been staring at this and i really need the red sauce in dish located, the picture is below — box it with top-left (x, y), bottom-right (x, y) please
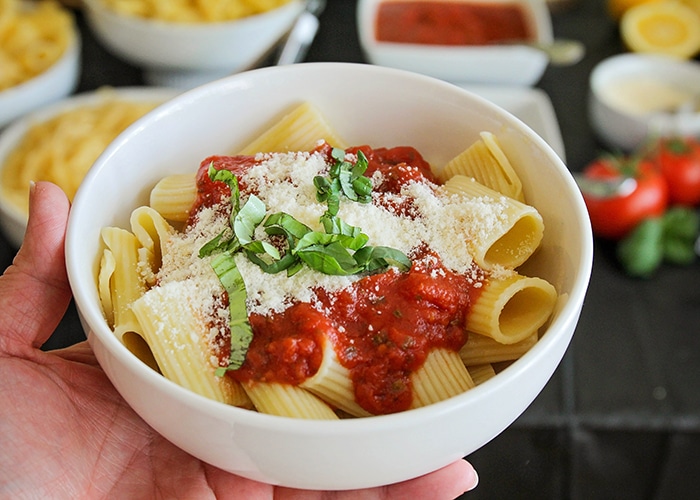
top-left (193, 144), bottom-right (484, 415)
top-left (375, 1), bottom-right (533, 46)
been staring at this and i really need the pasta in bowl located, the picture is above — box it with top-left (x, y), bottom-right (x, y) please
top-left (0, 0), bottom-right (80, 128)
top-left (0, 86), bottom-right (179, 247)
top-left (66, 63), bottom-right (593, 490)
top-left (82, 0), bottom-right (305, 88)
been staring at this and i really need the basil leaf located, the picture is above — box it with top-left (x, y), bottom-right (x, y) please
top-left (243, 240), bottom-right (280, 261)
top-left (210, 252), bottom-right (253, 373)
top-left (354, 245), bottom-right (412, 272)
top-left (331, 147), bottom-right (346, 164)
top-left (298, 242), bottom-right (362, 275)
top-left (246, 250), bottom-right (298, 274)
top-left (617, 218), bottom-right (664, 278)
top-left (199, 231), bottom-right (228, 258)
top-left (234, 194), bottom-right (266, 245)
top-left (208, 164), bottom-right (241, 213)
top-left (314, 176), bottom-right (333, 202)
top-left (264, 212), bottom-right (312, 241)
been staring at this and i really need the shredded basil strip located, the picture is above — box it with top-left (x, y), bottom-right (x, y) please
top-left (211, 252), bottom-right (253, 375)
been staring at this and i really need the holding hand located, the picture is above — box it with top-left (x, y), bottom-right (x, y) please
top-left (0, 181), bottom-right (478, 499)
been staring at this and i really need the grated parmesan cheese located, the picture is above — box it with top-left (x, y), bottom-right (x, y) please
top-left (154, 150), bottom-right (508, 323)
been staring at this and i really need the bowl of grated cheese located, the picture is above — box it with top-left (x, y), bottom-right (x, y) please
top-left (66, 62), bottom-right (593, 490)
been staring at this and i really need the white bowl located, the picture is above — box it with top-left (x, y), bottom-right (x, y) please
top-left (82, 0), bottom-right (305, 89)
top-left (589, 53), bottom-right (700, 151)
top-left (66, 63), bottom-right (592, 490)
top-left (0, 6), bottom-right (80, 129)
top-left (0, 87), bottom-right (179, 248)
top-left (357, 0), bottom-right (553, 85)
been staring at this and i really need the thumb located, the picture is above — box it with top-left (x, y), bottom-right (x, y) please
top-left (0, 181), bottom-right (72, 352)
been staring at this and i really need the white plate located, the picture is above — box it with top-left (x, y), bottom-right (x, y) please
top-left (460, 85), bottom-right (566, 161)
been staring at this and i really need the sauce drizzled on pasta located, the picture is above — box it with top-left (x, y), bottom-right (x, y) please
top-left (193, 144), bottom-right (485, 415)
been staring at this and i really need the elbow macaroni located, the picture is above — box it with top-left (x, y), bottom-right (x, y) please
top-left (0, 0), bottom-right (74, 91)
top-left (1, 91), bottom-right (159, 214)
top-left (99, 0), bottom-right (294, 22)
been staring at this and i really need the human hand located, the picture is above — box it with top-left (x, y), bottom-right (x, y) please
top-left (0, 181), bottom-right (478, 499)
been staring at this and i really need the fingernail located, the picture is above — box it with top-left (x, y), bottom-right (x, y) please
top-left (29, 180), bottom-right (37, 197)
top-left (466, 466), bottom-right (479, 492)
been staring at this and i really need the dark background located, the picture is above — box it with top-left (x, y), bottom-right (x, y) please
top-left (1, 1), bottom-right (699, 498)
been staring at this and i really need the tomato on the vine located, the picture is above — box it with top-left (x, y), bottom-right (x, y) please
top-left (649, 137), bottom-right (700, 206)
top-left (580, 156), bottom-right (669, 240)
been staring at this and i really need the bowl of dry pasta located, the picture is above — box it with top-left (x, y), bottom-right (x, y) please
top-left (82, 0), bottom-right (306, 89)
top-left (0, 0), bottom-right (80, 129)
top-left (0, 86), bottom-right (179, 247)
top-left (66, 63), bottom-right (593, 490)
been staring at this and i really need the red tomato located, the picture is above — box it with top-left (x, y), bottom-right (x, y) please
top-left (581, 156), bottom-right (669, 240)
top-left (651, 137), bottom-right (700, 206)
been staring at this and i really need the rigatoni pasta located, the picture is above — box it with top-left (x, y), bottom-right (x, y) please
top-left (96, 102), bottom-right (559, 419)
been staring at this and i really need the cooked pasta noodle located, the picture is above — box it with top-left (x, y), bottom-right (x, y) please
top-left (466, 363), bottom-right (496, 386)
top-left (459, 332), bottom-right (538, 366)
top-left (242, 381), bottom-right (338, 419)
top-left (439, 131), bottom-right (525, 202)
top-left (131, 281), bottom-right (253, 407)
top-left (443, 174), bottom-right (544, 270)
top-left (466, 273), bottom-right (558, 344)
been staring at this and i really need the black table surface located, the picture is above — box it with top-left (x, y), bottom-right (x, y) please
top-left (2, 1), bottom-right (699, 498)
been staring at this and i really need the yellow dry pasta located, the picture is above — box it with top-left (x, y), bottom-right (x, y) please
top-left (238, 101), bottom-right (348, 155)
top-left (466, 363), bottom-right (496, 386)
top-left (99, 0), bottom-right (293, 22)
top-left (0, 93), bottom-right (159, 215)
top-left (149, 173), bottom-right (198, 223)
top-left (0, 0), bottom-right (73, 90)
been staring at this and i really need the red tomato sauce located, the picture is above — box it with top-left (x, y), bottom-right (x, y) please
top-left (375, 1), bottom-right (534, 46)
top-left (193, 145), bottom-right (484, 415)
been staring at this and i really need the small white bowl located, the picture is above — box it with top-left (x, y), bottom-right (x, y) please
top-left (589, 53), bottom-right (700, 151)
top-left (357, 0), bottom-right (553, 85)
top-left (0, 6), bottom-right (80, 129)
top-left (0, 87), bottom-right (179, 248)
top-left (82, 0), bottom-right (305, 89)
top-left (66, 63), bottom-right (592, 490)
